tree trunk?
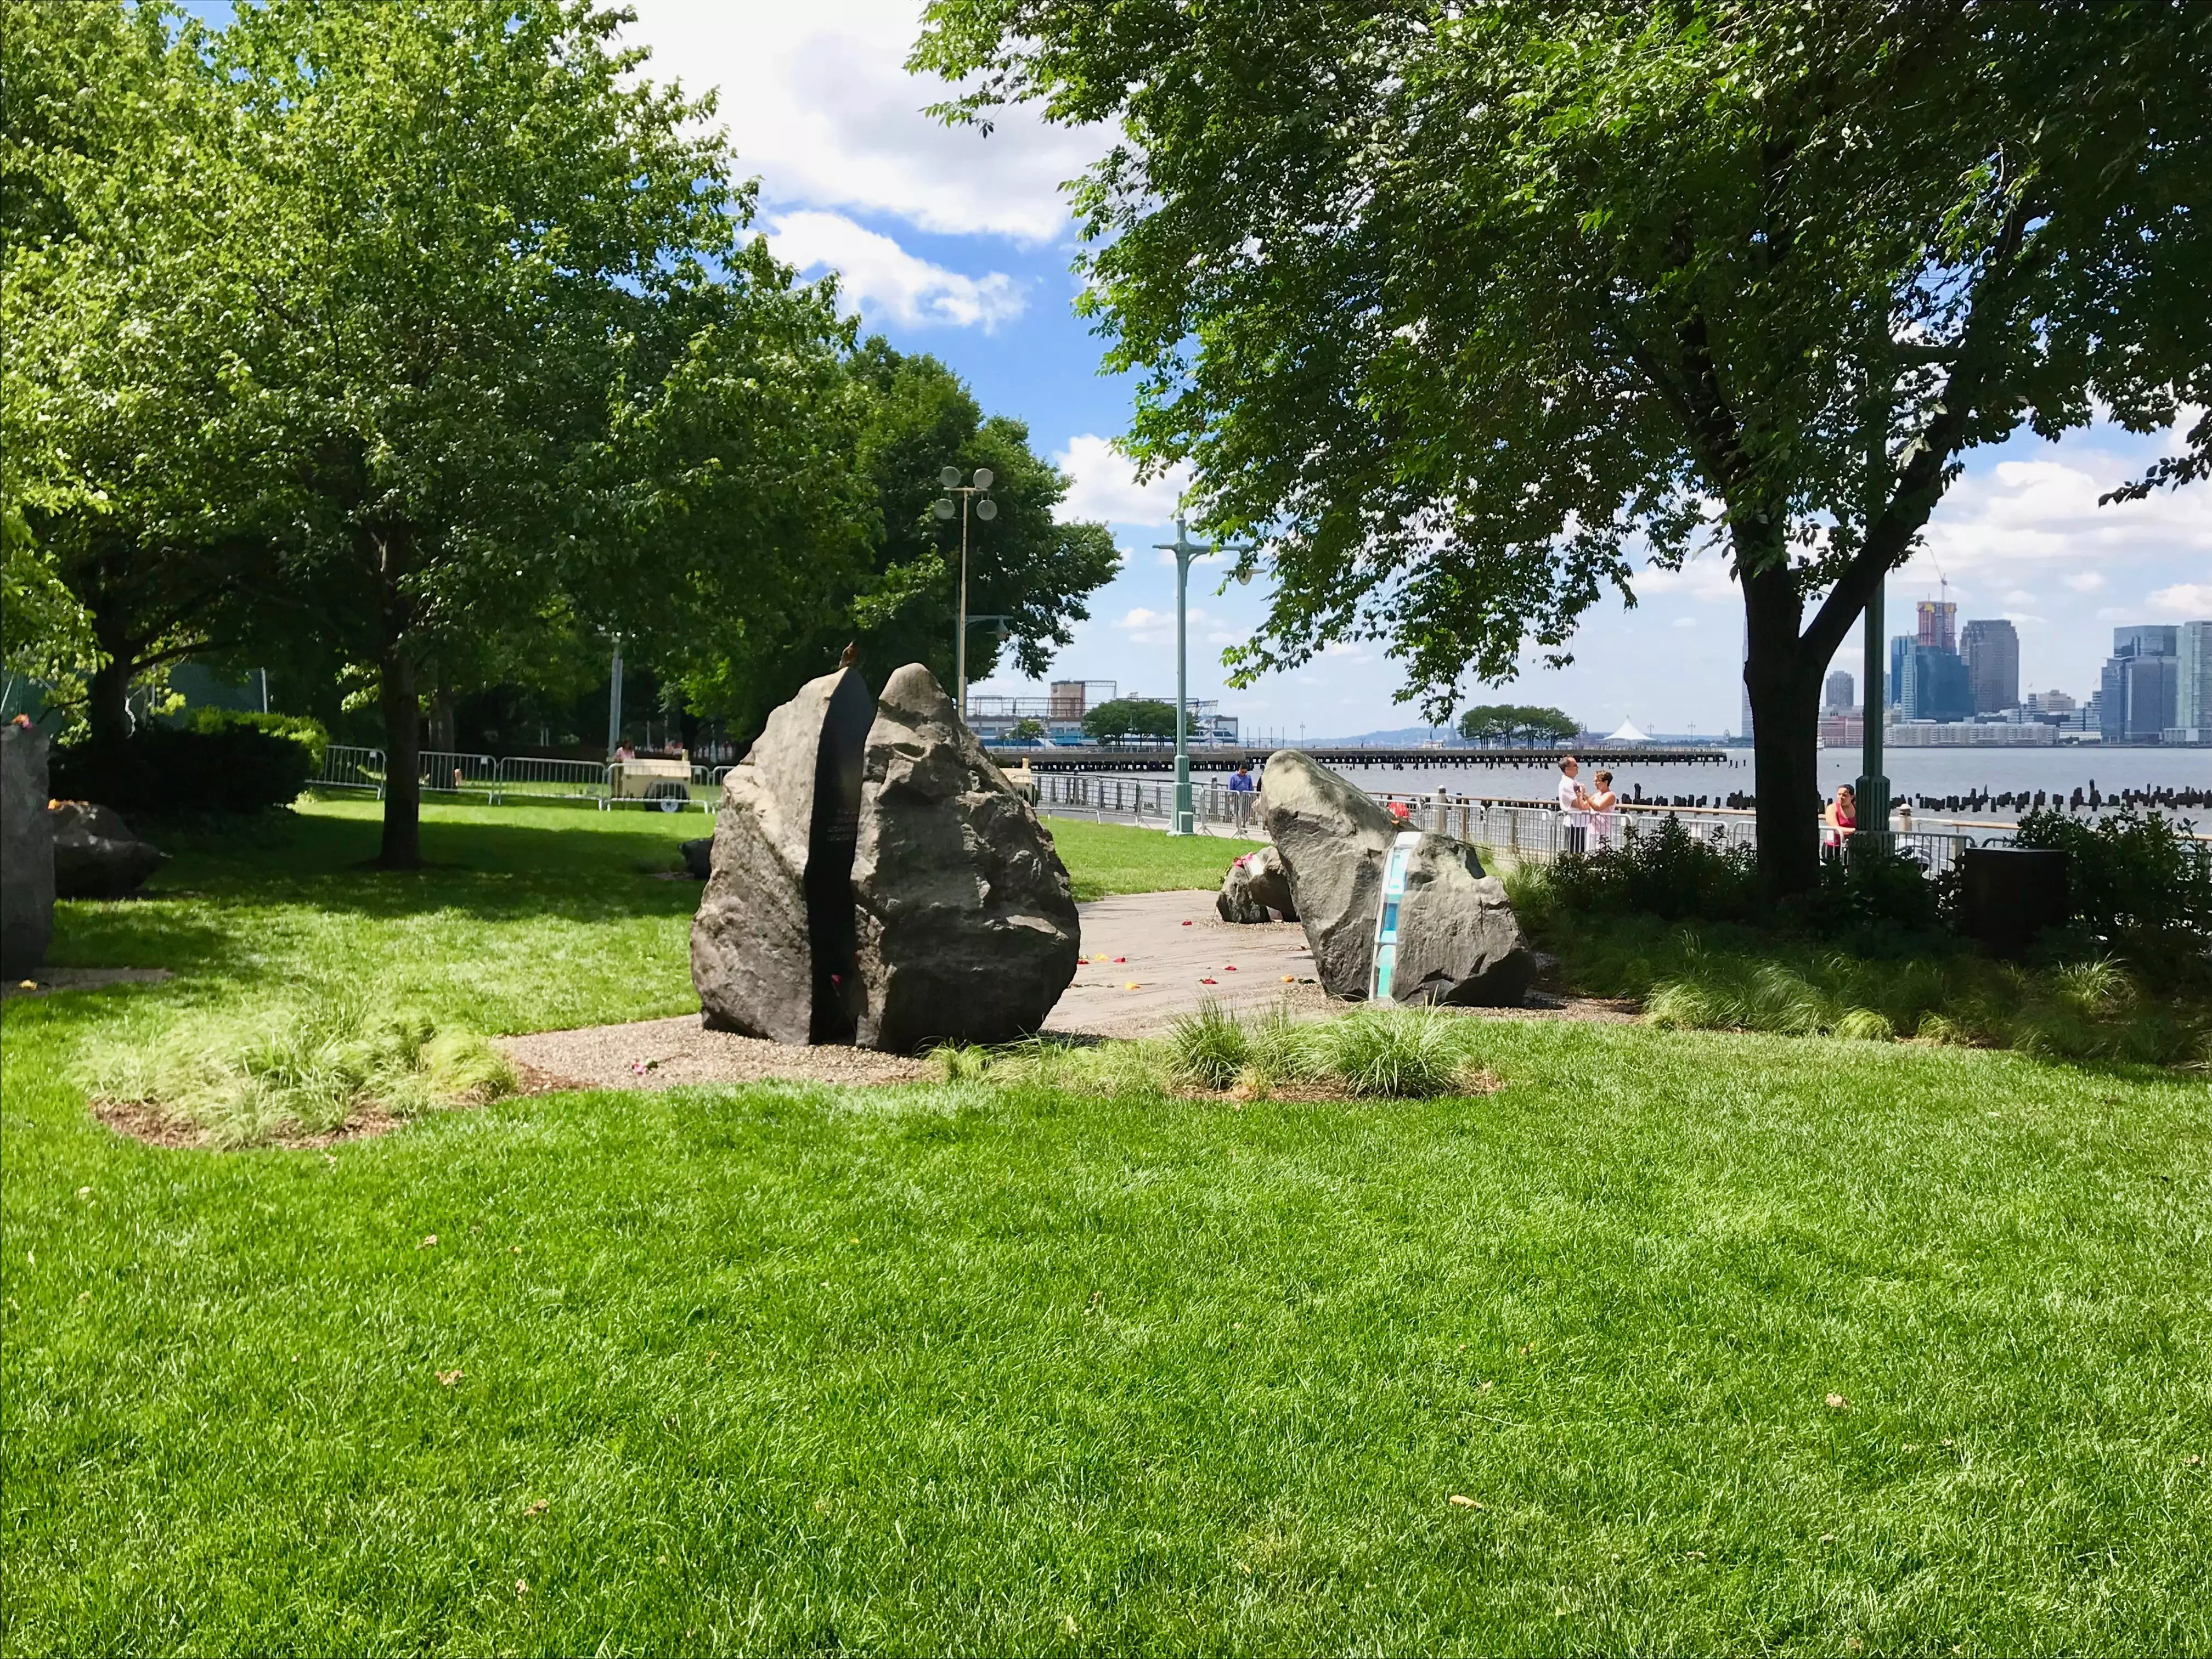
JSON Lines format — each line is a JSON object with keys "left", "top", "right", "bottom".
{"left": 1740, "top": 561, "right": 1826, "bottom": 900}
{"left": 378, "top": 648, "right": 421, "bottom": 870}
{"left": 84, "top": 650, "right": 135, "bottom": 747}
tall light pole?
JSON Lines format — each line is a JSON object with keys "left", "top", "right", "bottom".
{"left": 606, "top": 634, "right": 623, "bottom": 757}
{"left": 933, "top": 466, "right": 996, "bottom": 721}
{"left": 1155, "top": 513, "right": 1249, "bottom": 836}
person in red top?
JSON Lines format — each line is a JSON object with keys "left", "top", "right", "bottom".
{"left": 1823, "top": 782, "right": 1858, "bottom": 849}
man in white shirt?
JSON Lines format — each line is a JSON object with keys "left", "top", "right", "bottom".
{"left": 1556, "top": 755, "right": 1590, "bottom": 854}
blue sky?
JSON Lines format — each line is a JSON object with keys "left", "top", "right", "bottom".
{"left": 187, "top": 0, "right": 2212, "bottom": 737}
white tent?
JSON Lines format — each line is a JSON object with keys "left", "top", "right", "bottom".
{"left": 1605, "top": 719, "right": 1651, "bottom": 744}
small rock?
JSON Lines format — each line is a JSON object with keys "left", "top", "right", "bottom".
{"left": 1216, "top": 843, "right": 1298, "bottom": 923}
{"left": 49, "top": 800, "right": 167, "bottom": 899}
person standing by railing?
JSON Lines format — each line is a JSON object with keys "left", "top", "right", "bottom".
{"left": 1556, "top": 755, "right": 1591, "bottom": 854}
{"left": 1587, "top": 769, "right": 1620, "bottom": 849}
{"left": 1227, "top": 761, "right": 1256, "bottom": 830}
{"left": 1824, "top": 783, "right": 1857, "bottom": 851}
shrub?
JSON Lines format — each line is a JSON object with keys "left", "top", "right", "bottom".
{"left": 2011, "top": 808, "right": 2212, "bottom": 988}
{"left": 1544, "top": 815, "right": 1760, "bottom": 922}
{"left": 186, "top": 707, "right": 329, "bottom": 769}
{"left": 1785, "top": 837, "right": 1942, "bottom": 940}
{"left": 51, "top": 723, "right": 314, "bottom": 815}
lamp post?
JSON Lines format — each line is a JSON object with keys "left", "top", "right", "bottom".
{"left": 605, "top": 634, "right": 623, "bottom": 757}
{"left": 933, "top": 466, "right": 996, "bottom": 721}
{"left": 1154, "top": 513, "right": 1249, "bottom": 836}
{"left": 1857, "top": 575, "right": 1891, "bottom": 832}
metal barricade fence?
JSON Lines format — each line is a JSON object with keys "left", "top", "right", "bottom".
{"left": 313, "top": 744, "right": 386, "bottom": 794}
{"left": 417, "top": 750, "right": 499, "bottom": 799}
{"left": 492, "top": 756, "right": 608, "bottom": 806}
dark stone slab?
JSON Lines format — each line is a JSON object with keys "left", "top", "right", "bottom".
{"left": 851, "top": 664, "right": 1080, "bottom": 1052}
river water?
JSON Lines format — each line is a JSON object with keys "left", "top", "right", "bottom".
{"left": 1187, "top": 747, "right": 2212, "bottom": 824}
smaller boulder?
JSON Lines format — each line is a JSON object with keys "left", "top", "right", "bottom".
{"left": 1216, "top": 844, "right": 1299, "bottom": 923}
{"left": 679, "top": 837, "right": 712, "bottom": 881}
{"left": 49, "top": 801, "right": 166, "bottom": 899}
{"left": 1387, "top": 836, "right": 1536, "bottom": 1007}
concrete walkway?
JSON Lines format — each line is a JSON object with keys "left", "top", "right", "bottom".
{"left": 1044, "top": 889, "right": 1328, "bottom": 1038}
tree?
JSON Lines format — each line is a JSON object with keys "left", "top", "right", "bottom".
{"left": 193, "top": 0, "right": 864, "bottom": 867}
{"left": 1008, "top": 716, "right": 1047, "bottom": 743}
{"left": 2, "top": 0, "right": 273, "bottom": 731}
{"left": 1084, "top": 697, "right": 1178, "bottom": 743}
{"left": 692, "top": 340, "right": 1121, "bottom": 735}
{"left": 1457, "top": 704, "right": 1578, "bottom": 747}
{"left": 918, "top": 1, "right": 2211, "bottom": 894}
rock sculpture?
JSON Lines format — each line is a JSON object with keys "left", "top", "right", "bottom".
{"left": 1216, "top": 843, "right": 1299, "bottom": 923}
{"left": 691, "top": 664, "right": 874, "bottom": 1043}
{"left": 49, "top": 802, "right": 168, "bottom": 899}
{"left": 850, "top": 664, "right": 1079, "bottom": 1051}
{"left": 1387, "top": 836, "right": 1538, "bottom": 1008}
{"left": 2, "top": 723, "right": 54, "bottom": 978}
{"left": 1259, "top": 749, "right": 1534, "bottom": 1006}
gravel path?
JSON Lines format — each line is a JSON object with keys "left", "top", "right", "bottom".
{"left": 497, "top": 890, "right": 1634, "bottom": 1092}
{"left": 503, "top": 1016, "right": 930, "bottom": 1092}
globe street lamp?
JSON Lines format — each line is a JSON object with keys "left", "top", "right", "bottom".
{"left": 1155, "top": 513, "right": 1249, "bottom": 836}
{"left": 933, "top": 466, "right": 996, "bottom": 720}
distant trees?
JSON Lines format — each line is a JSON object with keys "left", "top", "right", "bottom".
{"left": 1084, "top": 698, "right": 1179, "bottom": 743}
{"left": 1456, "top": 706, "right": 1580, "bottom": 748}
{"left": 1008, "top": 717, "right": 1047, "bottom": 743}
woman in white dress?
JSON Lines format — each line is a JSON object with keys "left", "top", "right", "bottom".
{"left": 1586, "top": 769, "right": 1621, "bottom": 849}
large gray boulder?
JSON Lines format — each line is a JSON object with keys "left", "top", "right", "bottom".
{"left": 1258, "top": 751, "right": 1400, "bottom": 994}
{"left": 851, "top": 664, "right": 1079, "bottom": 1052}
{"left": 1216, "top": 842, "right": 1298, "bottom": 923}
{"left": 691, "top": 665, "right": 874, "bottom": 1043}
{"left": 2, "top": 723, "right": 54, "bottom": 978}
{"left": 1260, "top": 749, "right": 1534, "bottom": 1006}
{"left": 50, "top": 801, "right": 167, "bottom": 899}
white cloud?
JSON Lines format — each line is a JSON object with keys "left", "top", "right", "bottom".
{"left": 1910, "top": 452, "right": 2212, "bottom": 590}
{"left": 625, "top": 2, "right": 1104, "bottom": 245}
{"left": 1115, "top": 603, "right": 1222, "bottom": 646}
{"left": 1670, "top": 615, "right": 1699, "bottom": 629}
{"left": 766, "top": 211, "right": 1024, "bottom": 330}
{"left": 1637, "top": 549, "right": 1737, "bottom": 604}
{"left": 2151, "top": 582, "right": 2212, "bottom": 617}
{"left": 1053, "top": 433, "right": 1194, "bottom": 526}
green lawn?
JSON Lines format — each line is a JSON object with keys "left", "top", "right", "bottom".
{"left": 1040, "top": 814, "right": 1262, "bottom": 900}
{"left": 4, "top": 802, "right": 2208, "bottom": 1654}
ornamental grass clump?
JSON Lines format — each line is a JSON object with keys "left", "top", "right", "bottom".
{"left": 1164, "top": 1001, "right": 1252, "bottom": 1090}
{"left": 1313, "top": 1006, "right": 1470, "bottom": 1098}
{"left": 87, "top": 998, "right": 515, "bottom": 1148}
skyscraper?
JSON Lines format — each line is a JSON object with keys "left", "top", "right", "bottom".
{"left": 1889, "top": 635, "right": 1909, "bottom": 709}
{"left": 2172, "top": 620, "right": 2211, "bottom": 740}
{"left": 1959, "top": 619, "right": 2019, "bottom": 713}
{"left": 1901, "top": 645, "right": 1973, "bottom": 722}
{"left": 2099, "top": 625, "right": 2179, "bottom": 742}
{"left": 1824, "top": 669, "right": 1855, "bottom": 712}
{"left": 1916, "top": 600, "right": 1956, "bottom": 652}
{"left": 1740, "top": 617, "right": 1753, "bottom": 741}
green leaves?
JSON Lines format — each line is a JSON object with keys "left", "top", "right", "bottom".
{"left": 919, "top": 0, "right": 2210, "bottom": 892}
